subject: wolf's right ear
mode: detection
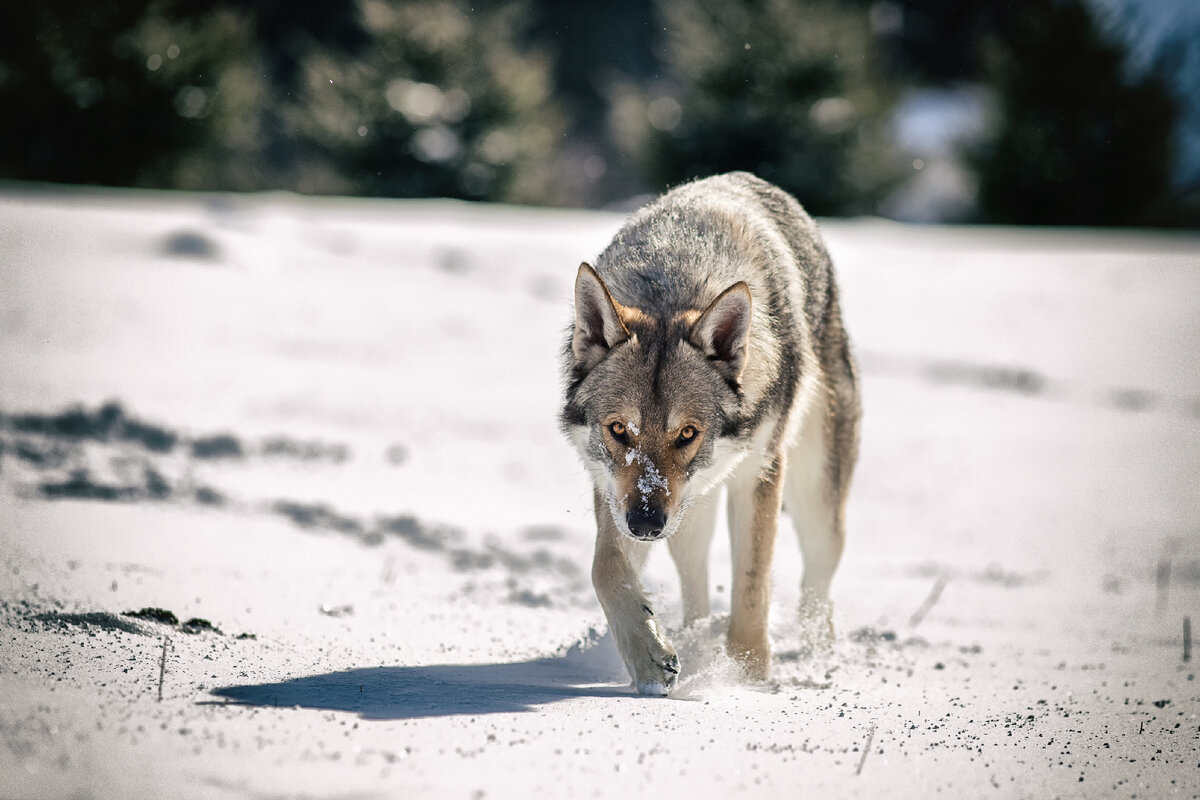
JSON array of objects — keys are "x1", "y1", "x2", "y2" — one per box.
[
  {"x1": 572, "y1": 262, "x2": 629, "y2": 370},
  {"x1": 691, "y1": 282, "x2": 752, "y2": 385}
]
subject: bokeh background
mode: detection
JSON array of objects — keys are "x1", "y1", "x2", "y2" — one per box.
[
  {"x1": 3, "y1": 0, "x2": 1198, "y2": 226},
  {"x1": 4, "y1": 4, "x2": 1200, "y2": 796}
]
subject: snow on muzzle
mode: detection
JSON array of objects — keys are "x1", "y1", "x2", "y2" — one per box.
[{"x1": 622, "y1": 446, "x2": 672, "y2": 540}]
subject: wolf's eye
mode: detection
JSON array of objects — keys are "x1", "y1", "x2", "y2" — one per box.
[
  {"x1": 609, "y1": 421, "x2": 629, "y2": 443},
  {"x1": 676, "y1": 425, "x2": 698, "y2": 446}
]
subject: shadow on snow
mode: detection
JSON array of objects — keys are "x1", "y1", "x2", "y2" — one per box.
[{"x1": 204, "y1": 655, "x2": 632, "y2": 720}]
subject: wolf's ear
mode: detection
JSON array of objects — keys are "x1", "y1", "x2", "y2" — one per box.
[
  {"x1": 572, "y1": 262, "x2": 630, "y2": 370},
  {"x1": 691, "y1": 282, "x2": 752, "y2": 384}
]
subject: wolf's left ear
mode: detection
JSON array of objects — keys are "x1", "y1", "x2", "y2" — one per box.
[
  {"x1": 691, "y1": 282, "x2": 753, "y2": 384},
  {"x1": 572, "y1": 262, "x2": 630, "y2": 370}
]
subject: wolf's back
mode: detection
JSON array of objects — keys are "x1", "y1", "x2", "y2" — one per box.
[{"x1": 593, "y1": 172, "x2": 834, "y2": 340}]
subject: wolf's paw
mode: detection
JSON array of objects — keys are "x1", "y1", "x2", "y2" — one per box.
[
  {"x1": 633, "y1": 652, "x2": 680, "y2": 696},
  {"x1": 799, "y1": 594, "x2": 835, "y2": 651},
  {"x1": 621, "y1": 617, "x2": 680, "y2": 696},
  {"x1": 727, "y1": 631, "x2": 772, "y2": 682}
]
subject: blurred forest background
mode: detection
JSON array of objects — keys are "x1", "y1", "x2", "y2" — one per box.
[{"x1": 2, "y1": 0, "x2": 1198, "y2": 225}]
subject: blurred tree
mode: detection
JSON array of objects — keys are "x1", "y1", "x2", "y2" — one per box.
[
  {"x1": 0, "y1": 1, "x2": 344, "y2": 192},
  {"x1": 2, "y1": 0, "x2": 1184, "y2": 221},
  {"x1": 973, "y1": 0, "x2": 1178, "y2": 225},
  {"x1": 865, "y1": 0, "x2": 997, "y2": 85},
  {"x1": 647, "y1": 0, "x2": 890, "y2": 216},
  {"x1": 295, "y1": 0, "x2": 566, "y2": 202},
  {"x1": 0, "y1": 2, "x2": 208, "y2": 186},
  {"x1": 521, "y1": 0, "x2": 662, "y2": 205},
  {"x1": 0, "y1": 0, "x2": 563, "y2": 203},
  {"x1": 164, "y1": 0, "x2": 369, "y2": 190}
]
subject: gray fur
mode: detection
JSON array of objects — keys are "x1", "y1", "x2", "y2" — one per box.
[
  {"x1": 564, "y1": 171, "x2": 856, "y2": 456},
  {"x1": 561, "y1": 172, "x2": 860, "y2": 692}
]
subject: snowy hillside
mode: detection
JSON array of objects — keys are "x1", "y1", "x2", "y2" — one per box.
[{"x1": 1, "y1": 187, "x2": 1198, "y2": 798}]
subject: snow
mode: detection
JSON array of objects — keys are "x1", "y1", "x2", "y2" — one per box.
[
  {"x1": 625, "y1": 448, "x2": 669, "y2": 507},
  {"x1": 2, "y1": 186, "x2": 1199, "y2": 798}
]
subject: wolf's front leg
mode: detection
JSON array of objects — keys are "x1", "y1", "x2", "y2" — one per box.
[
  {"x1": 726, "y1": 454, "x2": 786, "y2": 681},
  {"x1": 591, "y1": 493, "x2": 679, "y2": 695}
]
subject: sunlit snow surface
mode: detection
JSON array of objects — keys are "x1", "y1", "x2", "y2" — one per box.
[{"x1": 2, "y1": 187, "x2": 1199, "y2": 798}]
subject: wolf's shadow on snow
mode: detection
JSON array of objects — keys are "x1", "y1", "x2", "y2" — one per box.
[{"x1": 206, "y1": 652, "x2": 632, "y2": 720}]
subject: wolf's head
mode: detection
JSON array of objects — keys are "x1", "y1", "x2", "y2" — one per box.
[{"x1": 562, "y1": 263, "x2": 752, "y2": 542}]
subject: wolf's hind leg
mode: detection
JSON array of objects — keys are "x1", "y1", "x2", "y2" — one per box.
[
  {"x1": 784, "y1": 407, "x2": 845, "y2": 647},
  {"x1": 667, "y1": 489, "x2": 718, "y2": 626},
  {"x1": 726, "y1": 453, "x2": 784, "y2": 681}
]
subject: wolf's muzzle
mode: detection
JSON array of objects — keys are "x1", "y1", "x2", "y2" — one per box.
[{"x1": 626, "y1": 507, "x2": 667, "y2": 540}]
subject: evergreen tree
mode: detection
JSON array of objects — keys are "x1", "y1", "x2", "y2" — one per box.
[
  {"x1": 0, "y1": 2, "x2": 209, "y2": 187},
  {"x1": 648, "y1": 0, "x2": 882, "y2": 215},
  {"x1": 0, "y1": 0, "x2": 564, "y2": 203},
  {"x1": 974, "y1": 0, "x2": 1178, "y2": 226},
  {"x1": 294, "y1": 0, "x2": 566, "y2": 202}
]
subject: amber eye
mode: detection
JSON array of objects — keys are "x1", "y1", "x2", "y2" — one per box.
[
  {"x1": 677, "y1": 425, "x2": 698, "y2": 446},
  {"x1": 609, "y1": 421, "x2": 629, "y2": 443}
]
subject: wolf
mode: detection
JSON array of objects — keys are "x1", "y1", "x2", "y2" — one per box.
[{"x1": 561, "y1": 172, "x2": 860, "y2": 695}]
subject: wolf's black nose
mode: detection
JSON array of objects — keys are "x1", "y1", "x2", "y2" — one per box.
[{"x1": 627, "y1": 507, "x2": 666, "y2": 540}]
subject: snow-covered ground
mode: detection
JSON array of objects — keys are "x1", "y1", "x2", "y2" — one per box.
[{"x1": 1, "y1": 187, "x2": 1198, "y2": 799}]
